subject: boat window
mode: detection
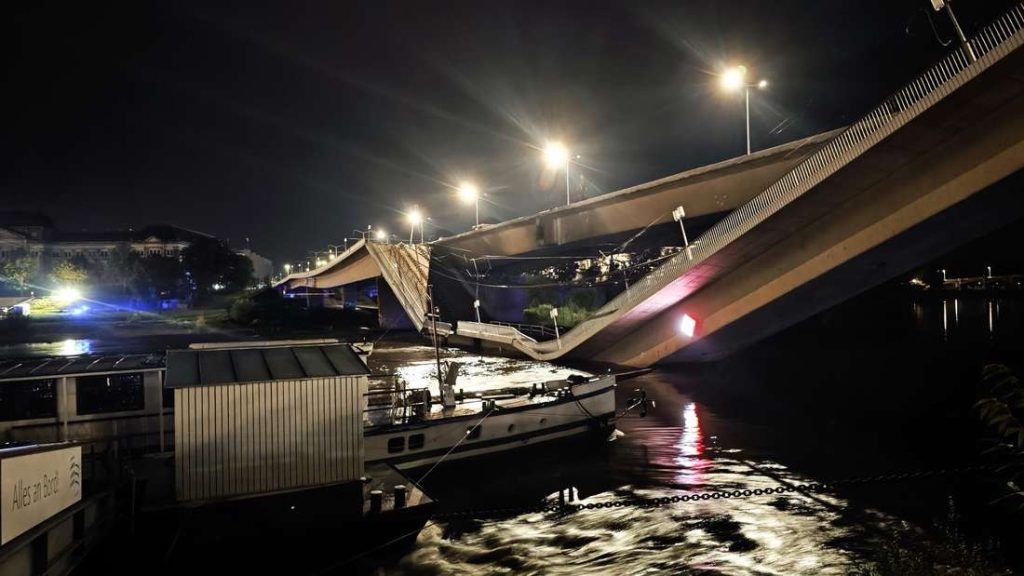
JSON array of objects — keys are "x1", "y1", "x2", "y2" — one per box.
[
  {"x1": 0, "y1": 379, "x2": 57, "y2": 421},
  {"x1": 467, "y1": 425, "x2": 482, "y2": 440},
  {"x1": 388, "y1": 436, "x2": 405, "y2": 453},
  {"x1": 408, "y1": 434, "x2": 425, "y2": 450},
  {"x1": 76, "y1": 373, "x2": 145, "y2": 415}
]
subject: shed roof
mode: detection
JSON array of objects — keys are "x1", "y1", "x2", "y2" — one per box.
[
  {"x1": 0, "y1": 353, "x2": 165, "y2": 382},
  {"x1": 165, "y1": 343, "x2": 368, "y2": 388}
]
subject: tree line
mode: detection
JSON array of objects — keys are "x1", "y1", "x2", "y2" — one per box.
[{"x1": 0, "y1": 237, "x2": 253, "y2": 301}]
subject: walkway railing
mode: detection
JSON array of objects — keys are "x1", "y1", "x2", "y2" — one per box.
[
  {"x1": 490, "y1": 321, "x2": 558, "y2": 339},
  {"x1": 459, "y1": 4, "x2": 1024, "y2": 360},
  {"x1": 457, "y1": 321, "x2": 537, "y2": 345}
]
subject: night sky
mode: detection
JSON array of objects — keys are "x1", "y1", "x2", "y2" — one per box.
[{"x1": 3, "y1": 1, "x2": 1017, "y2": 265}]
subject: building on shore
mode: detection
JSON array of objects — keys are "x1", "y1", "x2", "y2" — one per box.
[
  {"x1": 0, "y1": 212, "x2": 206, "y2": 263},
  {"x1": 0, "y1": 212, "x2": 271, "y2": 279}
]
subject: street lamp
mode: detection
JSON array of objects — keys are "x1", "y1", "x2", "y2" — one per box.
[
  {"x1": 283, "y1": 263, "x2": 292, "y2": 275},
  {"x1": 720, "y1": 65, "x2": 768, "y2": 155},
  {"x1": 544, "y1": 142, "x2": 571, "y2": 206},
  {"x1": 407, "y1": 208, "x2": 423, "y2": 243},
  {"x1": 374, "y1": 229, "x2": 387, "y2": 242},
  {"x1": 457, "y1": 182, "x2": 480, "y2": 228}
]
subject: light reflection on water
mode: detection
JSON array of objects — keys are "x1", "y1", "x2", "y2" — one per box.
[
  {"x1": 377, "y1": 365, "x2": 1004, "y2": 575},
  {"x1": 936, "y1": 297, "x2": 1018, "y2": 342},
  {"x1": 393, "y1": 390, "x2": 889, "y2": 575},
  {"x1": 0, "y1": 338, "x2": 94, "y2": 358}
]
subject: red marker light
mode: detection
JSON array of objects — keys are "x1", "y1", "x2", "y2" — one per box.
[{"x1": 679, "y1": 314, "x2": 697, "y2": 338}]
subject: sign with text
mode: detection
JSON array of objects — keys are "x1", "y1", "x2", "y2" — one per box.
[{"x1": 1, "y1": 446, "x2": 82, "y2": 545}]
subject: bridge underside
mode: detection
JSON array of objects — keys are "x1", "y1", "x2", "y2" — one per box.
[
  {"x1": 278, "y1": 242, "x2": 379, "y2": 290},
  {"x1": 590, "y1": 45, "x2": 1024, "y2": 365},
  {"x1": 439, "y1": 130, "x2": 840, "y2": 257},
  {"x1": 662, "y1": 171, "x2": 1024, "y2": 363},
  {"x1": 279, "y1": 8, "x2": 1024, "y2": 369}
]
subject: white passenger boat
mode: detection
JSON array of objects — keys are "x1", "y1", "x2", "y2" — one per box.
[{"x1": 363, "y1": 371, "x2": 617, "y2": 470}]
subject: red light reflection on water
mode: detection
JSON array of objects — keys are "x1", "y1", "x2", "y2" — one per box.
[
  {"x1": 674, "y1": 402, "x2": 709, "y2": 487},
  {"x1": 680, "y1": 402, "x2": 704, "y2": 457}
]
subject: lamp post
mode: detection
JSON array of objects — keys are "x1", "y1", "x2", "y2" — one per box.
[
  {"x1": 407, "y1": 208, "x2": 423, "y2": 244},
  {"x1": 544, "y1": 142, "x2": 571, "y2": 206},
  {"x1": 720, "y1": 66, "x2": 768, "y2": 155},
  {"x1": 930, "y1": 1, "x2": 977, "y2": 62},
  {"x1": 550, "y1": 307, "x2": 561, "y2": 349},
  {"x1": 458, "y1": 183, "x2": 480, "y2": 228}
]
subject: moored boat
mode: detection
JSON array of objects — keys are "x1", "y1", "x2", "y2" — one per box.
[{"x1": 364, "y1": 372, "x2": 616, "y2": 470}]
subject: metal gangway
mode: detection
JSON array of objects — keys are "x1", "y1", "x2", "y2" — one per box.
[{"x1": 457, "y1": 4, "x2": 1024, "y2": 361}]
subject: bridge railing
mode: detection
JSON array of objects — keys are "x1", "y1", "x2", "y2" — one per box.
[
  {"x1": 457, "y1": 321, "x2": 538, "y2": 345},
  {"x1": 366, "y1": 242, "x2": 432, "y2": 331},
  {"x1": 505, "y1": 4, "x2": 1024, "y2": 359},
  {"x1": 489, "y1": 321, "x2": 559, "y2": 339}
]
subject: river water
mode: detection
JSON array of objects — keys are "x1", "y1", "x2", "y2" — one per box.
[
  {"x1": 358, "y1": 291, "x2": 1023, "y2": 575},
  {"x1": 3, "y1": 290, "x2": 1021, "y2": 574}
]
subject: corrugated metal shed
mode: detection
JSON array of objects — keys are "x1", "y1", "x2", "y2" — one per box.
[
  {"x1": 171, "y1": 343, "x2": 369, "y2": 503},
  {"x1": 165, "y1": 343, "x2": 368, "y2": 388}
]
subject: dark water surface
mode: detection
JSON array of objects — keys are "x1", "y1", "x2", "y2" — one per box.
[{"x1": 358, "y1": 292, "x2": 1023, "y2": 575}]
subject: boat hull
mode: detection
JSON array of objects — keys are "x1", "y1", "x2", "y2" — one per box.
[{"x1": 365, "y1": 376, "x2": 616, "y2": 470}]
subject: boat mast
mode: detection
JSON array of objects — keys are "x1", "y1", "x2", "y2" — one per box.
[{"x1": 428, "y1": 284, "x2": 444, "y2": 390}]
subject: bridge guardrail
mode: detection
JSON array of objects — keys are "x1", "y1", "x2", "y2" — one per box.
[
  {"x1": 366, "y1": 242, "x2": 431, "y2": 331},
  {"x1": 502, "y1": 4, "x2": 1024, "y2": 360},
  {"x1": 457, "y1": 321, "x2": 538, "y2": 345}
]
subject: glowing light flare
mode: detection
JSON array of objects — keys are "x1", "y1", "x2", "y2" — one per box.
[
  {"x1": 457, "y1": 183, "x2": 479, "y2": 204},
  {"x1": 407, "y1": 209, "x2": 423, "y2": 226},
  {"x1": 59, "y1": 339, "x2": 91, "y2": 356},
  {"x1": 53, "y1": 287, "x2": 82, "y2": 305},
  {"x1": 720, "y1": 65, "x2": 747, "y2": 91},
  {"x1": 679, "y1": 313, "x2": 698, "y2": 338},
  {"x1": 374, "y1": 229, "x2": 387, "y2": 241},
  {"x1": 543, "y1": 142, "x2": 569, "y2": 168}
]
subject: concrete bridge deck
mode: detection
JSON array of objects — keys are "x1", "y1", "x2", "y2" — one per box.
[
  {"x1": 459, "y1": 4, "x2": 1024, "y2": 365},
  {"x1": 437, "y1": 129, "x2": 841, "y2": 257},
  {"x1": 280, "y1": 4, "x2": 1024, "y2": 367}
]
